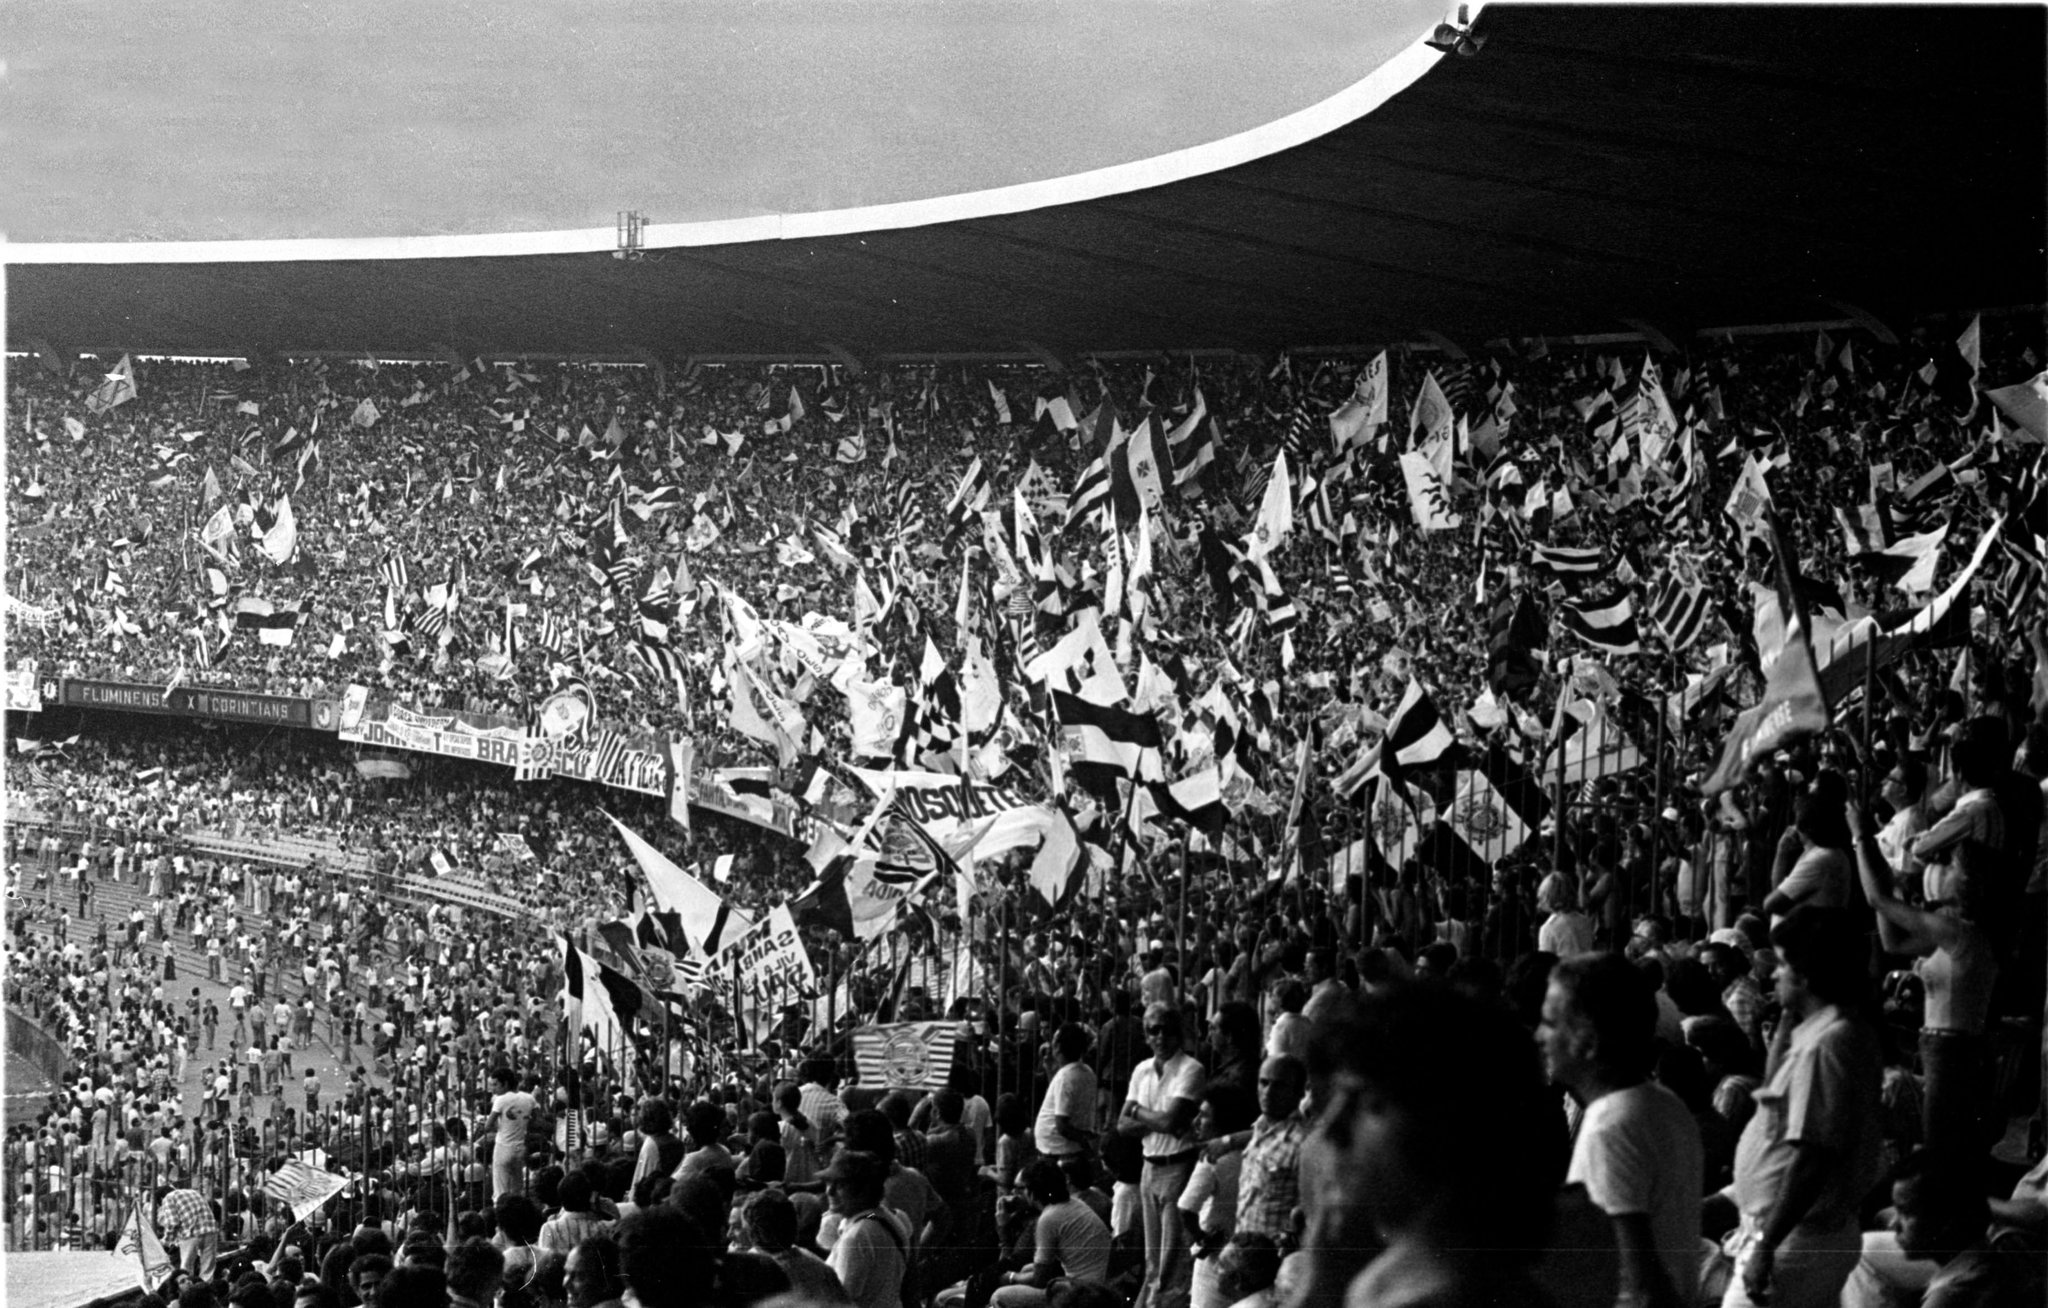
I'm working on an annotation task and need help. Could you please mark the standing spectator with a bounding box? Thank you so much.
[671,1100,737,1188]
[1120,1001,1206,1308]
[773,1083,820,1186]
[1299,949,1348,1026]
[1724,907,1884,1308]
[155,1183,222,1279]
[1851,801,2001,1159]
[1261,983,1311,1062]
[1537,873,1597,958]
[1033,1023,1099,1163]
[799,1056,848,1158]
[489,1067,538,1200]
[1096,990,1146,1125]
[1230,1057,1308,1245]
[1181,1085,1257,1308]
[629,1098,679,1191]
[1762,776,1855,923]
[1540,953,1705,1308]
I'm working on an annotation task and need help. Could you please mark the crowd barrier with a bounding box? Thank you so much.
[1,1049,528,1254]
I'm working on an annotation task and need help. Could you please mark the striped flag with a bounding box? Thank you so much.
[851,1022,966,1091]
[1337,677,1455,796]
[1560,589,1642,654]
[1530,543,1608,582]
[1648,573,1711,651]
[539,611,568,657]
[1070,455,1110,525]
[262,1158,349,1221]
[1173,416,1219,487]
[590,731,629,784]
[1383,678,1454,774]
[1052,689,1165,788]
[560,935,641,1062]
[1650,429,1698,525]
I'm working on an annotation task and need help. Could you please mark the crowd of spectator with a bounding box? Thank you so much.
[7,313,2048,1308]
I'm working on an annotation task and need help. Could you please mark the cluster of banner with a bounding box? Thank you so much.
[337,695,675,798]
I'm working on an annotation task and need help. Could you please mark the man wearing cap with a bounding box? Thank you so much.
[820,1150,911,1308]
[1121,1001,1206,1308]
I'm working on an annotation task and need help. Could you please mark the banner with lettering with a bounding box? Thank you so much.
[60,678,317,728]
[339,698,672,796]
[716,903,815,995]
[846,766,1083,903]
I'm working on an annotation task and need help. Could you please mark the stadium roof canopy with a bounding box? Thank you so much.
[5,3,2043,364]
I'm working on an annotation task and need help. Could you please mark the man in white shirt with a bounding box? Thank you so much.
[488,1066,538,1199]
[1535,873,1596,958]
[1033,1023,1098,1160]
[1120,1001,1205,1308]
[1539,952,1704,1308]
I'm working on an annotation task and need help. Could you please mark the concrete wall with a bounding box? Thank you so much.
[6,1006,72,1088]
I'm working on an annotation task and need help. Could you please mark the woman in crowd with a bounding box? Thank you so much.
[1849,799,2001,1160]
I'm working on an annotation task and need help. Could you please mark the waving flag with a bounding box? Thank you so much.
[84,354,139,415]
[1053,688,1165,788]
[606,813,754,956]
[116,1202,176,1291]
[1244,450,1294,560]
[263,1158,350,1222]
[1702,515,1833,794]
[1560,589,1642,655]
[1331,351,1388,448]
[1531,543,1607,583]
[259,495,298,564]
[1445,768,1532,863]
[1647,573,1711,651]
[1397,450,1459,531]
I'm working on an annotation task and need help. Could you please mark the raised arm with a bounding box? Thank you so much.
[1847,801,1952,956]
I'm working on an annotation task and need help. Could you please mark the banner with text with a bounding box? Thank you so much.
[338,699,671,797]
[60,678,319,729]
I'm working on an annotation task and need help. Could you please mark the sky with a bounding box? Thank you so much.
[0,0,1446,245]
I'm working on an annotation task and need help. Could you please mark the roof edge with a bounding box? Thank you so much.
[0,9,1461,267]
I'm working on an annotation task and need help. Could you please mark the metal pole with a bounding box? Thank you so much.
[1175,829,1189,991]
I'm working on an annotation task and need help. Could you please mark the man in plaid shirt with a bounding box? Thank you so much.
[1233,1055,1309,1243]
[154,1184,220,1278]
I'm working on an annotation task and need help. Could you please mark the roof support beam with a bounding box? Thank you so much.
[1821,299,1901,346]
[1021,341,1068,374]
[819,343,866,376]
[1416,330,1469,361]
[624,347,668,393]
[27,336,73,377]
[1618,318,1679,354]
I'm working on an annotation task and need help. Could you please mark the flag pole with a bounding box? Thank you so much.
[1174,827,1189,984]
